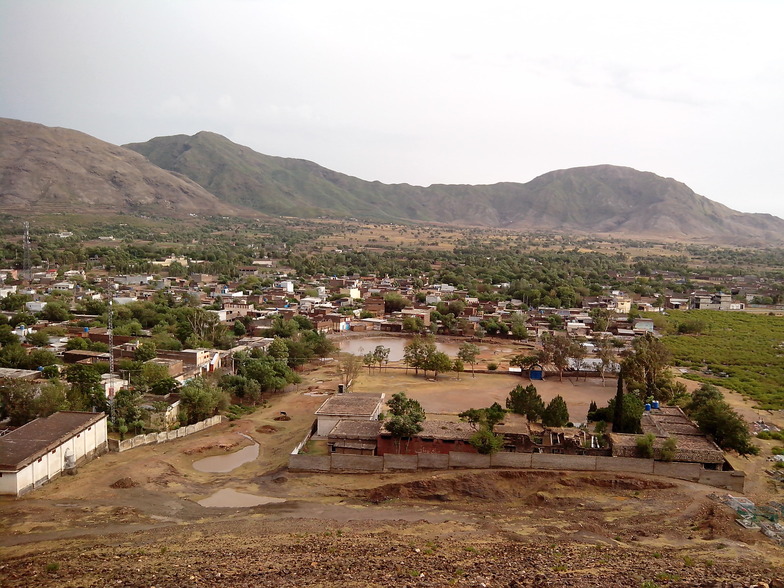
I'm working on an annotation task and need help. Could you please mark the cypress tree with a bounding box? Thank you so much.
[613,370,624,430]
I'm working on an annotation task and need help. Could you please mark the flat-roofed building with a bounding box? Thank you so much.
[314,393,385,436]
[0,411,108,496]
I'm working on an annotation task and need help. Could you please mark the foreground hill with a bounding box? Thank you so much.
[0,119,248,217]
[127,131,784,244]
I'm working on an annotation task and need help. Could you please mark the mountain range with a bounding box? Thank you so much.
[2,117,783,244]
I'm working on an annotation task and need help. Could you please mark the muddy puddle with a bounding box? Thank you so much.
[198,488,286,508]
[193,436,259,473]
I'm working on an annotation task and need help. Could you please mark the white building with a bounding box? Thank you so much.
[0,412,108,496]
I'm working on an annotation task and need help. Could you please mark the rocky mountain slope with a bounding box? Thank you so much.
[127,131,784,243]
[0,118,248,217]
[3,118,782,244]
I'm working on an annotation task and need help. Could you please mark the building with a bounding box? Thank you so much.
[609,405,726,469]
[0,412,108,496]
[314,393,385,436]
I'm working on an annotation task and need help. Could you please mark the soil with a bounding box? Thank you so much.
[1,354,783,587]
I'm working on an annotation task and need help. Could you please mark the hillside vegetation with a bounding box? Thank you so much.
[659,310,784,410]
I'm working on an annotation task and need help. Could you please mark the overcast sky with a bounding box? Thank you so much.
[2,1,783,219]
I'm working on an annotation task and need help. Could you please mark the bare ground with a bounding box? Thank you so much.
[1,359,782,587]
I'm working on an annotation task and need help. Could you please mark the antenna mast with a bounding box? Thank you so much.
[23,221,31,282]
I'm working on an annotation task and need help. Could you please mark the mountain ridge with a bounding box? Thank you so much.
[0,119,251,218]
[125,131,784,244]
[1,118,781,245]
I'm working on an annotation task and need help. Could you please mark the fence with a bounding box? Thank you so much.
[288,450,745,492]
[107,415,226,452]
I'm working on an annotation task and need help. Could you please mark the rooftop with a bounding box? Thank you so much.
[315,393,384,418]
[328,420,382,439]
[0,411,106,471]
[381,419,476,441]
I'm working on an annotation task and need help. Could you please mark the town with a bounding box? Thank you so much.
[1,220,783,585]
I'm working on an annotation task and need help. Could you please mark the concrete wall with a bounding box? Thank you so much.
[286,450,744,492]
[384,454,418,471]
[532,453,597,471]
[653,461,701,482]
[332,454,384,472]
[699,470,746,493]
[417,453,450,469]
[109,415,225,453]
[449,452,491,469]
[491,452,533,469]
[289,454,331,472]
[596,456,654,474]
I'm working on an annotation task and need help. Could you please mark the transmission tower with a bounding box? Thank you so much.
[23,221,31,282]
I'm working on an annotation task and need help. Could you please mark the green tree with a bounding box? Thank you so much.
[509,314,528,340]
[383,392,425,453]
[0,379,39,426]
[335,353,362,390]
[65,364,106,412]
[267,337,289,361]
[452,358,464,380]
[469,428,504,454]
[542,394,569,427]
[624,333,672,401]
[540,332,572,382]
[35,379,70,417]
[384,292,410,313]
[424,351,452,380]
[636,433,655,458]
[39,301,72,322]
[685,384,758,456]
[506,383,545,422]
[402,315,425,333]
[458,342,480,377]
[134,340,157,362]
[179,377,229,424]
[403,334,436,376]
[25,330,51,347]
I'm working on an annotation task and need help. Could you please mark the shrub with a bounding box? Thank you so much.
[636,433,655,458]
[486,362,498,371]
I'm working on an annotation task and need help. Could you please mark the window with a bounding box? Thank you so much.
[443,439,455,444]
[551,433,560,445]
[422,438,434,443]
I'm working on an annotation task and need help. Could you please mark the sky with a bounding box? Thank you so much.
[2,1,784,219]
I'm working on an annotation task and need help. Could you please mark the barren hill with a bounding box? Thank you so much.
[0,118,247,217]
[127,131,784,244]
[3,118,782,244]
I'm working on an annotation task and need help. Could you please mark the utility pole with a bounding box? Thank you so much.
[23,221,31,282]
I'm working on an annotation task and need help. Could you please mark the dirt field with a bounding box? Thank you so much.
[1,357,783,587]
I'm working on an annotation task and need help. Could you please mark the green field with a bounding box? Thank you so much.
[659,310,784,410]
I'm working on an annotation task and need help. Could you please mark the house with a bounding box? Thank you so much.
[314,393,385,436]
[0,411,108,496]
[327,420,381,455]
[377,420,477,455]
[609,405,726,469]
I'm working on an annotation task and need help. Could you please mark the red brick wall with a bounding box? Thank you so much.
[376,435,477,456]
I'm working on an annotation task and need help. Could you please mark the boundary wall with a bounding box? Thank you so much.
[288,450,744,492]
[108,416,226,452]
